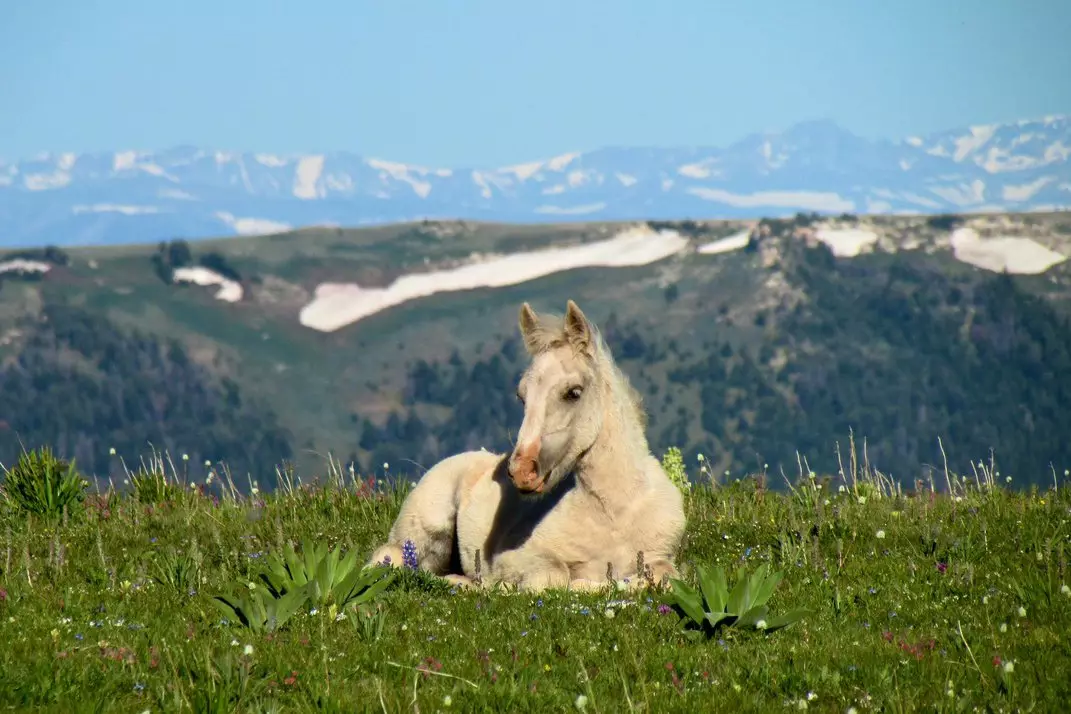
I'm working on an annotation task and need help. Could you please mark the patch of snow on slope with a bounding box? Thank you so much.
[0,259,51,275]
[953,125,996,162]
[687,187,854,212]
[24,172,72,190]
[172,266,243,302]
[546,152,579,171]
[299,226,689,332]
[255,154,288,167]
[534,203,606,215]
[502,160,544,181]
[1002,176,1055,201]
[697,230,750,255]
[72,204,160,215]
[678,160,718,179]
[113,151,138,171]
[158,188,198,200]
[950,227,1067,275]
[214,211,291,236]
[367,159,432,198]
[929,179,986,206]
[293,155,325,199]
[813,227,879,257]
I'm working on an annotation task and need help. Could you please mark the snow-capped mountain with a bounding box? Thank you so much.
[1,115,1069,248]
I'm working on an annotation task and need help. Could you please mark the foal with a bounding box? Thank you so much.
[368,300,686,591]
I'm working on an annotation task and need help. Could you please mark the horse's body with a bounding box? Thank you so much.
[368,300,686,591]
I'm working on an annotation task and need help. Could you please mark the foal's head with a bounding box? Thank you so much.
[507,299,613,495]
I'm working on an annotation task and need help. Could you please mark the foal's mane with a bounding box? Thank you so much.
[522,311,649,431]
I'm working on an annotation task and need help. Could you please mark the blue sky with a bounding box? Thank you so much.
[2,0,1069,167]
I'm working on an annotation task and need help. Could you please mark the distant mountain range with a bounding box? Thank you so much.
[1,115,1069,247]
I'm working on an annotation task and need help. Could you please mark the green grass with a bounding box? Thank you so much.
[1,447,1069,713]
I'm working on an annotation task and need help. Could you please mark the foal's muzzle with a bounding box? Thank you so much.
[508,439,545,494]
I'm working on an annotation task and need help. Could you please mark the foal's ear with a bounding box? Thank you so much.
[518,302,543,354]
[563,299,594,355]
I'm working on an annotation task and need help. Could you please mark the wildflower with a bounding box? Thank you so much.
[755,619,768,630]
[182,453,189,461]
[936,562,948,574]
[999,623,1007,633]
[109,447,116,455]
[657,604,672,615]
[402,540,419,570]
[858,496,867,505]
[443,695,452,707]
[604,608,615,619]
[204,459,211,467]
[575,694,589,710]
[383,462,390,470]
[1017,606,1026,617]
[1003,660,1014,674]
[1061,584,1070,596]
[243,644,253,656]
[697,453,704,462]
[876,530,886,539]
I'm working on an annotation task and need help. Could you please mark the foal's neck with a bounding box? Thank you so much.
[575,381,650,512]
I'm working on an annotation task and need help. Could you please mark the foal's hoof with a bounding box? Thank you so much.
[442,574,478,590]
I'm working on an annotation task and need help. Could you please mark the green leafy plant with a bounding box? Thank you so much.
[259,539,396,609]
[661,446,691,494]
[664,562,811,641]
[211,582,308,635]
[212,540,396,633]
[0,445,89,520]
[348,602,389,642]
[130,464,182,505]
[149,547,201,595]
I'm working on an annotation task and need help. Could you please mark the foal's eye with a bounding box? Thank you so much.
[564,387,583,402]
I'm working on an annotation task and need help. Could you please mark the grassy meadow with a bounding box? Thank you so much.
[0,443,1069,713]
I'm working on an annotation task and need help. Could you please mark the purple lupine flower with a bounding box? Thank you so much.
[402,539,418,570]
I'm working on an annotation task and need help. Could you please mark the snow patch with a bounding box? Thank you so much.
[172,266,243,302]
[72,204,160,215]
[0,259,51,275]
[953,125,996,162]
[255,153,288,168]
[678,160,718,179]
[299,226,689,332]
[24,172,72,190]
[502,160,544,181]
[214,211,291,236]
[813,227,879,258]
[534,203,606,215]
[1002,176,1055,202]
[368,159,433,198]
[546,153,579,171]
[687,187,855,213]
[950,227,1067,275]
[929,180,986,206]
[113,151,138,171]
[293,155,325,199]
[158,188,198,201]
[697,230,751,255]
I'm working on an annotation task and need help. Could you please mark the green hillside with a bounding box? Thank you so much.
[2,212,1071,489]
